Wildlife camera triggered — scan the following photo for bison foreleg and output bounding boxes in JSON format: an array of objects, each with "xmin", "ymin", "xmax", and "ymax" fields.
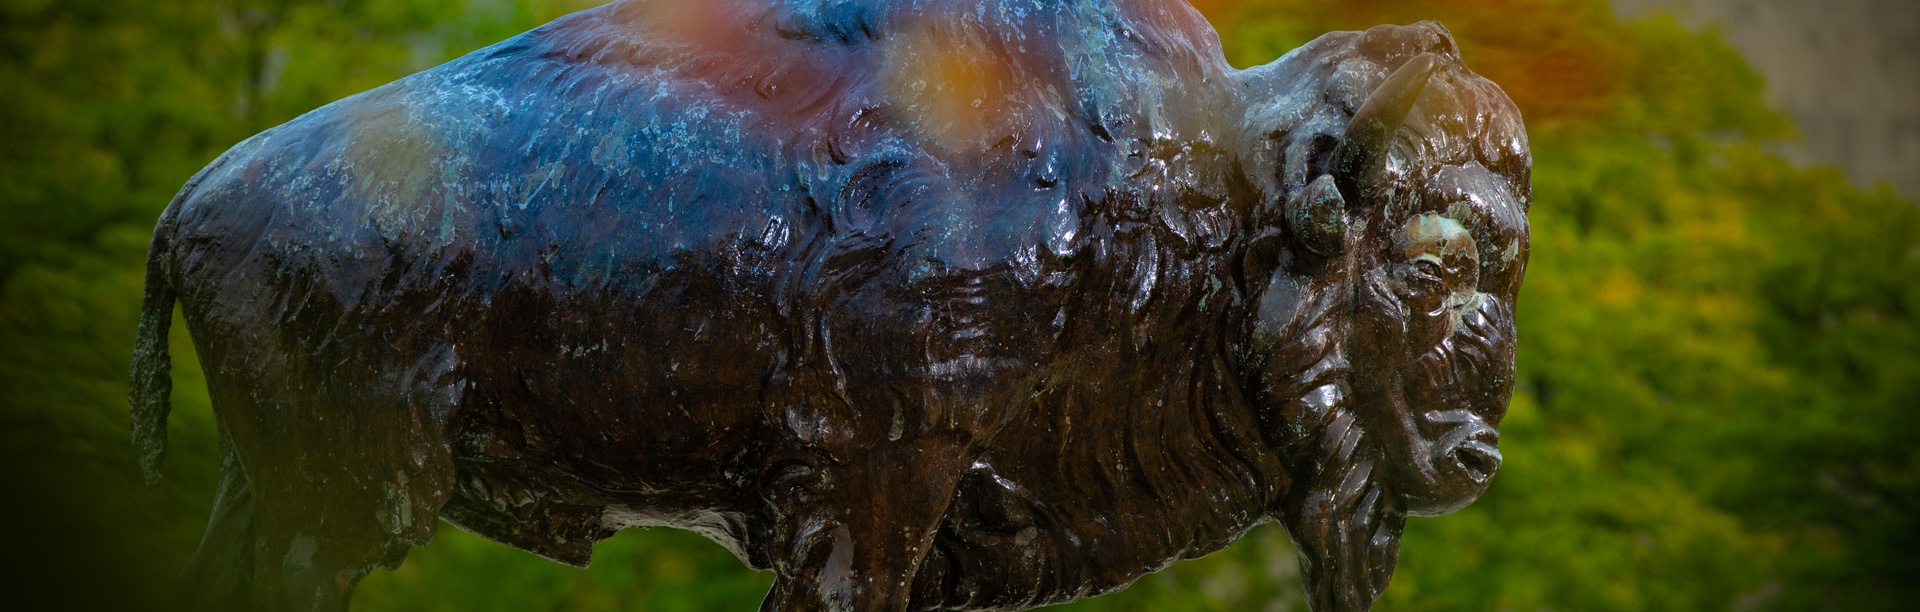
[
  {"xmin": 759, "ymin": 434, "xmax": 971, "ymax": 612},
  {"xmin": 179, "ymin": 428, "xmax": 258, "ymax": 611}
]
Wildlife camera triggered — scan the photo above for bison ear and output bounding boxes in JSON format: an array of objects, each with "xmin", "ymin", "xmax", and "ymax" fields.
[
  {"xmin": 1287, "ymin": 174, "xmax": 1347, "ymax": 258},
  {"xmin": 1332, "ymin": 52, "xmax": 1441, "ymax": 208}
]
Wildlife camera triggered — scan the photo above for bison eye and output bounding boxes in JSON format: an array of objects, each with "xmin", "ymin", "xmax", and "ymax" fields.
[
  {"xmin": 1410, "ymin": 257, "xmax": 1446, "ymax": 284},
  {"xmin": 1401, "ymin": 213, "xmax": 1479, "ymax": 287},
  {"xmin": 1396, "ymin": 213, "xmax": 1482, "ymax": 323}
]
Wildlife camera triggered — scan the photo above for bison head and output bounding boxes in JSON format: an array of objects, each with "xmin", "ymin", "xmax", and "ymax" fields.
[{"xmin": 1234, "ymin": 22, "xmax": 1530, "ymax": 609}]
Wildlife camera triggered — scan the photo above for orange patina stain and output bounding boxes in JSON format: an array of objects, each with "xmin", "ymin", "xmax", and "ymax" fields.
[
  {"xmin": 633, "ymin": 0, "xmax": 747, "ymax": 53},
  {"xmin": 883, "ymin": 18, "xmax": 1030, "ymax": 156},
  {"xmin": 340, "ymin": 92, "xmax": 447, "ymax": 237}
]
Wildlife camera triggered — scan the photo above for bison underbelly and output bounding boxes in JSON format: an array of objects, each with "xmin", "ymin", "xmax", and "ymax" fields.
[{"xmin": 430, "ymin": 268, "xmax": 786, "ymax": 564}]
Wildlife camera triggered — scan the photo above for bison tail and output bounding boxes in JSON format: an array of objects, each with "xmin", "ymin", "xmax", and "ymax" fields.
[{"xmin": 130, "ymin": 196, "xmax": 184, "ymax": 485}]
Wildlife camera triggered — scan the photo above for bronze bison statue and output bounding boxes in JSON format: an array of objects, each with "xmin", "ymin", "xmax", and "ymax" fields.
[{"xmin": 130, "ymin": 0, "xmax": 1530, "ymax": 609}]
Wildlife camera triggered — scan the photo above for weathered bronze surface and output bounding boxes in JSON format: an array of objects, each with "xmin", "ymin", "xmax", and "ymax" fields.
[{"xmin": 129, "ymin": 1, "xmax": 1530, "ymax": 610}]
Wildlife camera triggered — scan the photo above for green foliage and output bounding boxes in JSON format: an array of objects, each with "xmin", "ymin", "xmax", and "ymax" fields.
[
  {"xmin": 358, "ymin": 528, "xmax": 773, "ymax": 611},
  {"xmin": 0, "ymin": 0, "xmax": 1913, "ymax": 609}
]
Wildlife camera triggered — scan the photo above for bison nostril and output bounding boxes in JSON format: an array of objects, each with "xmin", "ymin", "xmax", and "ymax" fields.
[
  {"xmin": 1450, "ymin": 439, "xmax": 1501, "ymax": 480},
  {"xmin": 1456, "ymin": 449, "xmax": 1493, "ymax": 477}
]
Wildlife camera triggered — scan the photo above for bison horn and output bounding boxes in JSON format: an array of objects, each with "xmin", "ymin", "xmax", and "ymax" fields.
[{"xmin": 1332, "ymin": 52, "xmax": 1441, "ymax": 206}]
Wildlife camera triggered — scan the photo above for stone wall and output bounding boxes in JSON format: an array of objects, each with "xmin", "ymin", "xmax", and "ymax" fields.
[{"xmin": 1615, "ymin": 0, "xmax": 1919, "ymax": 198}]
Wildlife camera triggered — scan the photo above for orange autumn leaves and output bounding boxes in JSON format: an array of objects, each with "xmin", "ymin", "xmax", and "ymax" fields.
[{"xmin": 1199, "ymin": 0, "xmax": 1631, "ymax": 127}]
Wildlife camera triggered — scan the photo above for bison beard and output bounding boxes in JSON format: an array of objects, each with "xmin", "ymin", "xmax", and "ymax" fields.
[{"xmin": 1257, "ymin": 268, "xmax": 1515, "ymax": 610}]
